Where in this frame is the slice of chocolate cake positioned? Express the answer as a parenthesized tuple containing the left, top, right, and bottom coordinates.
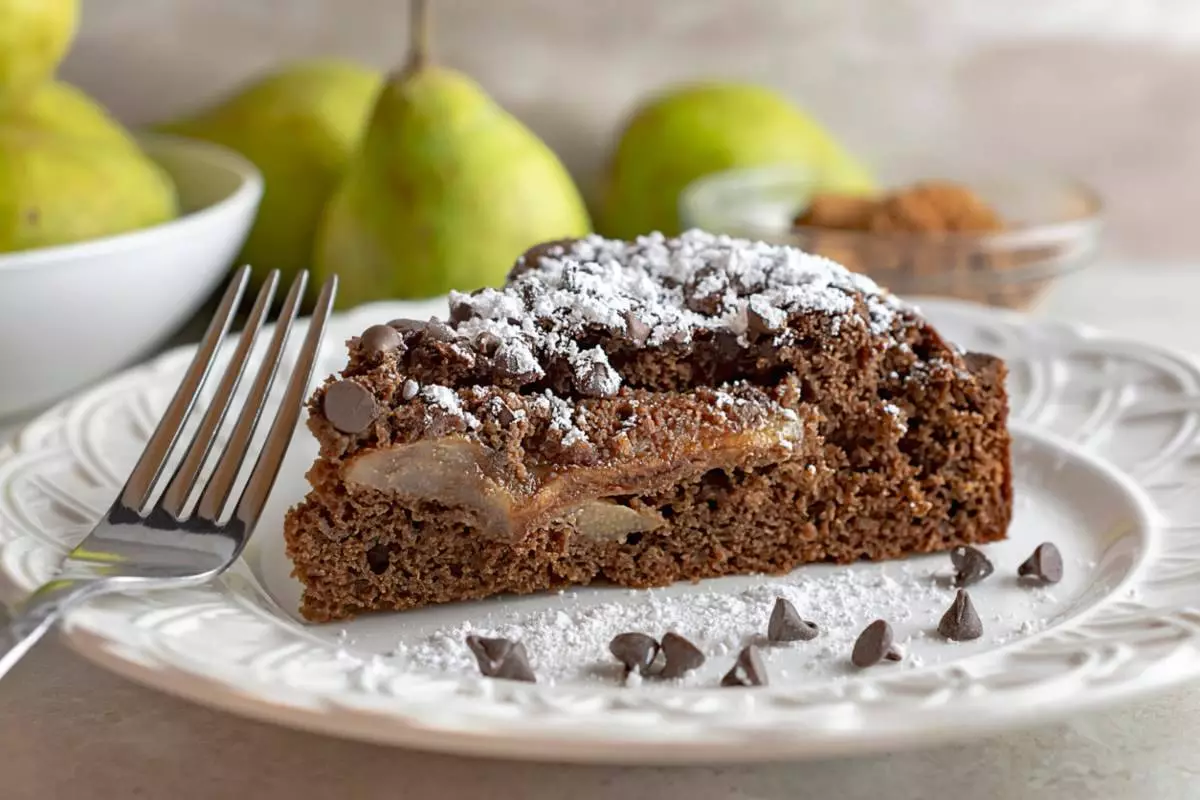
(285, 231, 1012, 622)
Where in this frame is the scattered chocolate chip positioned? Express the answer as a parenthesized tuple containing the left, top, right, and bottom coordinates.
(474, 331, 502, 356)
(359, 324, 404, 358)
(424, 319, 456, 343)
(387, 318, 426, 334)
(575, 359, 620, 398)
(322, 380, 380, 434)
(465, 635, 536, 683)
(884, 644, 904, 662)
(624, 311, 652, 345)
(659, 632, 705, 679)
(720, 645, 768, 687)
(767, 597, 819, 643)
(609, 632, 659, 676)
(950, 545, 994, 587)
(938, 588, 984, 641)
(851, 619, 894, 668)
(1018, 542, 1063, 584)
(400, 379, 419, 401)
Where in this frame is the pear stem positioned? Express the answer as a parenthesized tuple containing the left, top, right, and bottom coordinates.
(405, 0, 432, 74)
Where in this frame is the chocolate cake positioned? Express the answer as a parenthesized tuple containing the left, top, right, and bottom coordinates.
(285, 230, 1012, 622)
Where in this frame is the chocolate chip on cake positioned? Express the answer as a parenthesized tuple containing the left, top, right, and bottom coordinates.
(424, 319, 456, 343)
(1018, 542, 1063, 584)
(659, 632, 705, 679)
(322, 380, 380, 434)
(474, 330, 502, 356)
(938, 588, 983, 641)
(574, 355, 620, 398)
(493, 400, 518, 426)
(884, 644, 904, 662)
(609, 632, 659, 676)
(950, 545, 994, 587)
(512, 238, 578, 277)
(449, 296, 475, 323)
(494, 340, 544, 383)
(745, 297, 787, 337)
(851, 619, 894, 668)
(720, 645, 767, 687)
(767, 597, 819, 643)
(624, 311, 652, 345)
(360, 324, 405, 358)
(387, 318, 426, 335)
(400, 379, 420, 401)
(465, 635, 536, 683)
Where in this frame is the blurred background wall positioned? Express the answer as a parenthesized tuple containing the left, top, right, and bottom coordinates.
(65, 0, 1200, 260)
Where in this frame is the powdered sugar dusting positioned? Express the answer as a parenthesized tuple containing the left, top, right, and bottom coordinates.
(419, 385, 480, 430)
(445, 230, 909, 400)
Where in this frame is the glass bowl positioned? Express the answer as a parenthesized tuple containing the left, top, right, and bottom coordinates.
(679, 166, 1103, 310)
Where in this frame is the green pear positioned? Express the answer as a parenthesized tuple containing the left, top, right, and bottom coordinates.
(0, 118, 178, 253)
(314, 1, 590, 307)
(6, 80, 139, 149)
(599, 82, 875, 239)
(0, 0, 78, 107)
(159, 59, 382, 284)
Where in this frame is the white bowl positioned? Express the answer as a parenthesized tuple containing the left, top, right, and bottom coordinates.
(0, 134, 263, 418)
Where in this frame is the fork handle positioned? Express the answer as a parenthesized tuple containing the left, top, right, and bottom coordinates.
(0, 579, 102, 680)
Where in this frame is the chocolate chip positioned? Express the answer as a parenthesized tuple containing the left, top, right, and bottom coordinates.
(465, 635, 536, 683)
(512, 238, 577, 277)
(624, 312, 652, 345)
(950, 545, 994, 587)
(575, 359, 620, 398)
(746, 301, 786, 337)
(400, 379, 419, 401)
(424, 319, 456, 343)
(365, 543, 391, 574)
(387, 318, 426, 334)
(448, 297, 474, 323)
(851, 619, 894, 668)
(884, 644, 904, 662)
(659, 632, 705, 679)
(938, 588, 983, 641)
(494, 341, 543, 383)
(767, 597, 818, 643)
(359, 324, 404, 358)
(1018, 542, 1063, 584)
(474, 331, 502, 356)
(720, 645, 767, 687)
(494, 401, 517, 426)
(609, 632, 659, 676)
(322, 380, 380, 434)
(710, 329, 741, 362)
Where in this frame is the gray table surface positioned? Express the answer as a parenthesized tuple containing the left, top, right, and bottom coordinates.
(3, 262, 1200, 799)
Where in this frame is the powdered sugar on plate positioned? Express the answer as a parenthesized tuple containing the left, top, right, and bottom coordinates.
(388, 555, 1063, 687)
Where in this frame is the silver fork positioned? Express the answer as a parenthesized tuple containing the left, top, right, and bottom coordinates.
(0, 267, 337, 679)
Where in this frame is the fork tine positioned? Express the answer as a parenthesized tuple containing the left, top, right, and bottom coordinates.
(194, 270, 314, 522)
(157, 270, 280, 520)
(119, 267, 250, 512)
(232, 275, 337, 531)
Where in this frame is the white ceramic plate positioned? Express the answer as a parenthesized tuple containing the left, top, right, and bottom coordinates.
(2, 298, 1199, 764)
